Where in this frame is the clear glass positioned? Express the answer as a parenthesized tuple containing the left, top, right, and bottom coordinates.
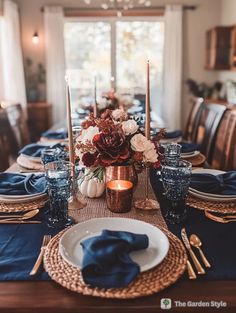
(45, 161, 74, 228)
(64, 21, 111, 110)
(161, 160, 192, 224)
(41, 148, 63, 165)
(163, 143, 182, 166)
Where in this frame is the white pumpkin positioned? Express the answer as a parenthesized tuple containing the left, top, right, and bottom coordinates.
(78, 175, 105, 198)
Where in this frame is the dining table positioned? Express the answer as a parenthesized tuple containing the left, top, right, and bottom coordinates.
(1, 123, 236, 313)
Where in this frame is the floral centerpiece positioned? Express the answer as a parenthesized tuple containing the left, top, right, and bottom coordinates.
(75, 108, 162, 198)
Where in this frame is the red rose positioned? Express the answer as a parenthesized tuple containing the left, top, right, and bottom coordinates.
(93, 130, 129, 166)
(82, 152, 98, 167)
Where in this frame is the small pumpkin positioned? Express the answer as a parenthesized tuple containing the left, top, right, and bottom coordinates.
(78, 169, 105, 198)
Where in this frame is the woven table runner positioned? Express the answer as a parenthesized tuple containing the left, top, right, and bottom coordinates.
(69, 172, 167, 229)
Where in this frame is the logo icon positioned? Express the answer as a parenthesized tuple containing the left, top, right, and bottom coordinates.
(161, 298, 172, 310)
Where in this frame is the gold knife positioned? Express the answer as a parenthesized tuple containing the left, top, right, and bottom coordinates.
(181, 228, 205, 275)
(0, 220, 41, 224)
(186, 260, 197, 279)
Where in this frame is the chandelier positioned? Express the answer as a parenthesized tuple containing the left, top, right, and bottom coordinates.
(83, 0, 152, 12)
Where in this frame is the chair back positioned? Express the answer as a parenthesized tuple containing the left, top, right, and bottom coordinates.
(195, 103, 227, 164)
(184, 97, 204, 141)
(212, 109, 236, 170)
(5, 104, 30, 153)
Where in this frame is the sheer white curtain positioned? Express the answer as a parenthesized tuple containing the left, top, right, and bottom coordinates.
(0, 0, 26, 109)
(44, 6, 66, 123)
(163, 5, 183, 130)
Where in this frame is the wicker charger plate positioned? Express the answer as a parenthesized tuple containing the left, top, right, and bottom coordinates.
(17, 155, 44, 171)
(0, 196, 48, 213)
(182, 153, 206, 167)
(187, 195, 236, 214)
(44, 225, 187, 299)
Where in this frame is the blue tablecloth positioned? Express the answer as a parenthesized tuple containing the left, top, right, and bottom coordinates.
(0, 171, 236, 281)
(150, 169, 236, 281)
(0, 208, 57, 281)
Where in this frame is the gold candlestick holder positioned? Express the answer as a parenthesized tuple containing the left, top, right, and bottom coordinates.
(134, 167, 160, 210)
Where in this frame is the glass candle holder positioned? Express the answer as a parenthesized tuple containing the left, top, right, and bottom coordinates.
(106, 180, 133, 213)
(161, 160, 192, 224)
(45, 161, 74, 228)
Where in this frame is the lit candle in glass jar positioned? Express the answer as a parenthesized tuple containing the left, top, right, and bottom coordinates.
(106, 180, 133, 213)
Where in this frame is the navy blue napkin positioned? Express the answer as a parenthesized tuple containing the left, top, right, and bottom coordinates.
(190, 171, 236, 195)
(179, 142, 200, 153)
(19, 143, 63, 157)
(80, 229, 149, 288)
(41, 129, 68, 139)
(165, 130, 182, 139)
(0, 173, 47, 195)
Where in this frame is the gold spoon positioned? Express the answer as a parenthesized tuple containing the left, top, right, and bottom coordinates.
(190, 234, 211, 268)
(0, 209, 39, 222)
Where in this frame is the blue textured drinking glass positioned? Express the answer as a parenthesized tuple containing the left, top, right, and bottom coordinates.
(41, 147, 63, 165)
(161, 160, 192, 224)
(45, 161, 74, 228)
(163, 143, 182, 166)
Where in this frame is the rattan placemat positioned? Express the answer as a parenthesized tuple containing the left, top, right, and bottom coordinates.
(17, 155, 44, 171)
(44, 225, 187, 299)
(0, 196, 48, 213)
(187, 195, 236, 214)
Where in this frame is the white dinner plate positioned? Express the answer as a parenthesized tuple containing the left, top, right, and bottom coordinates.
(59, 217, 169, 272)
(189, 168, 236, 202)
(0, 192, 47, 203)
(20, 154, 42, 163)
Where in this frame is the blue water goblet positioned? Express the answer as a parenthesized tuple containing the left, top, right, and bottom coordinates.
(45, 161, 74, 228)
(41, 147, 63, 165)
(161, 160, 192, 224)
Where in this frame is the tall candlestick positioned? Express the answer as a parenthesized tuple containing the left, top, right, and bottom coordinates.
(94, 76, 98, 118)
(145, 60, 150, 140)
(65, 77, 74, 165)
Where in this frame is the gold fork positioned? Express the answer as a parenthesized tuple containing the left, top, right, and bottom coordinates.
(205, 211, 236, 223)
(30, 235, 51, 276)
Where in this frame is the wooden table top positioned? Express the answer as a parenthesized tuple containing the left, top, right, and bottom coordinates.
(2, 163, 236, 313)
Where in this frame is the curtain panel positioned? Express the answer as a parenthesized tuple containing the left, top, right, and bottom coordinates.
(44, 6, 66, 124)
(0, 0, 26, 110)
(163, 4, 183, 130)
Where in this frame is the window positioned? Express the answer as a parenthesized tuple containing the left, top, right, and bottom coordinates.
(64, 17, 164, 108)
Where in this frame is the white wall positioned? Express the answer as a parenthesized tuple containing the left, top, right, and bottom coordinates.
(15, 0, 222, 126)
(218, 0, 236, 83)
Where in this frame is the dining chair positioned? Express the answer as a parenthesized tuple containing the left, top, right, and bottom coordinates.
(5, 104, 30, 154)
(195, 102, 227, 164)
(0, 109, 11, 170)
(184, 97, 204, 141)
(212, 109, 236, 170)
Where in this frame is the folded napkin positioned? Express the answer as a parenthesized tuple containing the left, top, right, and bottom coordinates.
(179, 142, 200, 153)
(0, 173, 47, 195)
(80, 229, 149, 288)
(165, 130, 182, 139)
(19, 143, 63, 157)
(41, 129, 68, 140)
(190, 171, 236, 195)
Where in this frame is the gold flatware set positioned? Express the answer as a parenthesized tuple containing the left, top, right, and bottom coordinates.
(205, 210, 236, 223)
(181, 228, 211, 280)
(30, 235, 52, 276)
(0, 209, 41, 224)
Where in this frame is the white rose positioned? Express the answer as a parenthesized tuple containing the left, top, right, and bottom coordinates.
(130, 134, 149, 152)
(143, 143, 158, 163)
(76, 126, 99, 143)
(97, 98, 108, 110)
(112, 109, 127, 121)
(122, 120, 139, 136)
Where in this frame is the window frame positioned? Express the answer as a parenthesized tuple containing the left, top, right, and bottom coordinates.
(64, 15, 164, 91)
